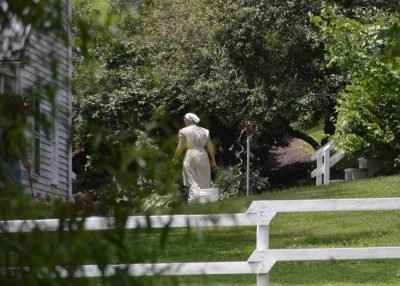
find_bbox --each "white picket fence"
[2,198,400,285]
[311,141,344,185]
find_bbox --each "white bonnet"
[184,113,200,124]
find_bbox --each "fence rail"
[0,213,257,233]
[2,198,400,286]
[311,141,344,185]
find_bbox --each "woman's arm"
[172,136,185,163]
[206,138,217,172]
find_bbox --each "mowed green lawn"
[124,175,400,285]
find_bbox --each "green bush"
[315,4,400,164]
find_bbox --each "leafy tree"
[315,4,400,162]
[73,0,400,198]
[379,22,400,59]
[72,0,181,201]
[72,0,357,195]
[139,0,342,158]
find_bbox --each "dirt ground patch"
[263,136,313,188]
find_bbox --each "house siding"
[19,0,72,200]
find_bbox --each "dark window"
[34,138,40,175]
[0,74,17,94]
[34,96,41,133]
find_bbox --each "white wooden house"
[0,1,74,201]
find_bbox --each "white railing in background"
[1,198,400,286]
[311,141,344,185]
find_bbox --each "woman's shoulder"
[179,126,191,133]
[179,126,192,136]
[198,126,209,133]
[179,125,208,134]
[196,126,209,138]
[180,125,209,131]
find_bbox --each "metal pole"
[246,136,250,197]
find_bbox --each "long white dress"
[179,125,211,202]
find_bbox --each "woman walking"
[173,113,217,203]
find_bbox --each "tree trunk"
[287,125,321,151]
[321,111,337,146]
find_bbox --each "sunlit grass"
[302,123,325,154]
[5,176,399,285]
[128,175,400,285]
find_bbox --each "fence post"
[257,273,269,286]
[323,147,330,185]
[316,153,323,186]
[312,141,344,186]
[256,224,269,250]
[256,224,269,286]
[256,210,273,286]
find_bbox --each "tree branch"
[287,125,321,151]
